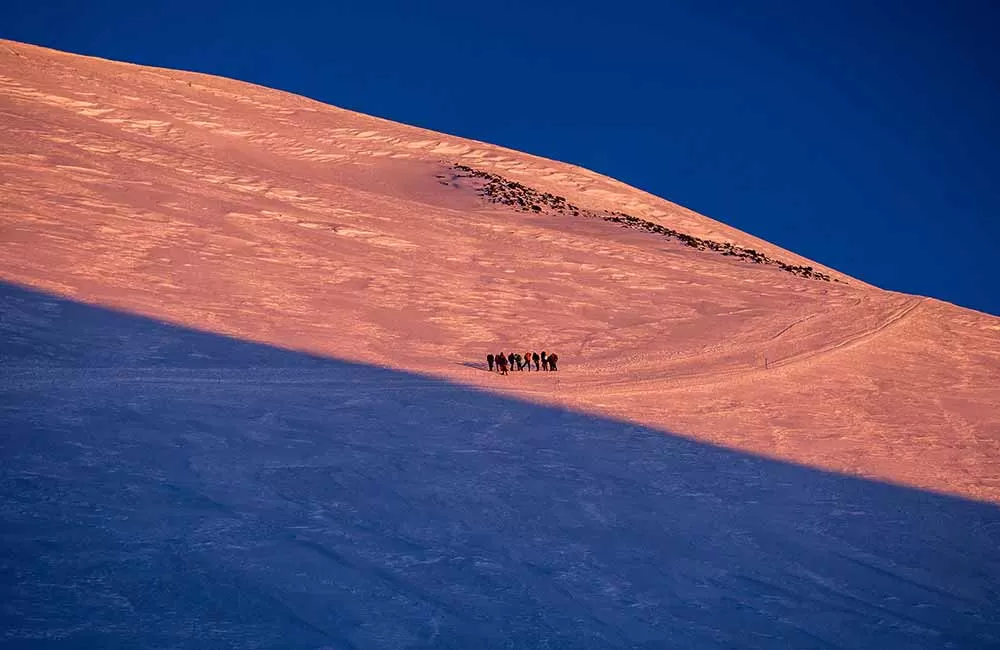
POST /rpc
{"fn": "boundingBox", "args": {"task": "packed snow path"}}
[3,283,998,649]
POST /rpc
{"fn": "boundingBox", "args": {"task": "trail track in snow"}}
[565,295,925,395]
[769,297,925,369]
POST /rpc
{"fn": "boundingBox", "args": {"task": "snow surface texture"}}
[1,40,999,647]
[2,282,998,648]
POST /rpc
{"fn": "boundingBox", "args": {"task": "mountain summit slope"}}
[1,39,998,501]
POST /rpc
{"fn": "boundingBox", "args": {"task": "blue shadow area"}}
[1,281,998,649]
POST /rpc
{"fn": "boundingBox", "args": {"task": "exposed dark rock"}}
[452,164,836,282]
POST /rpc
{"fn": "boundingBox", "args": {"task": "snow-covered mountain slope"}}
[2,281,998,648]
[2,39,1000,648]
[1,38,997,506]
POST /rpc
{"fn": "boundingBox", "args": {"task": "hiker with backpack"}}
[497,352,509,375]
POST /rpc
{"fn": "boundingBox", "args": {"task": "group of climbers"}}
[486,351,558,375]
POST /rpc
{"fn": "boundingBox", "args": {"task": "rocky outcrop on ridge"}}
[453,164,836,282]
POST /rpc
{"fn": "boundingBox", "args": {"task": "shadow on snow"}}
[1,281,997,649]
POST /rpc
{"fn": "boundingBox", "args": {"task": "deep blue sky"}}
[6,1,998,314]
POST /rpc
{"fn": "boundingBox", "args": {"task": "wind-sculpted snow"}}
[2,282,999,648]
[3,40,996,503]
[1,40,1000,646]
